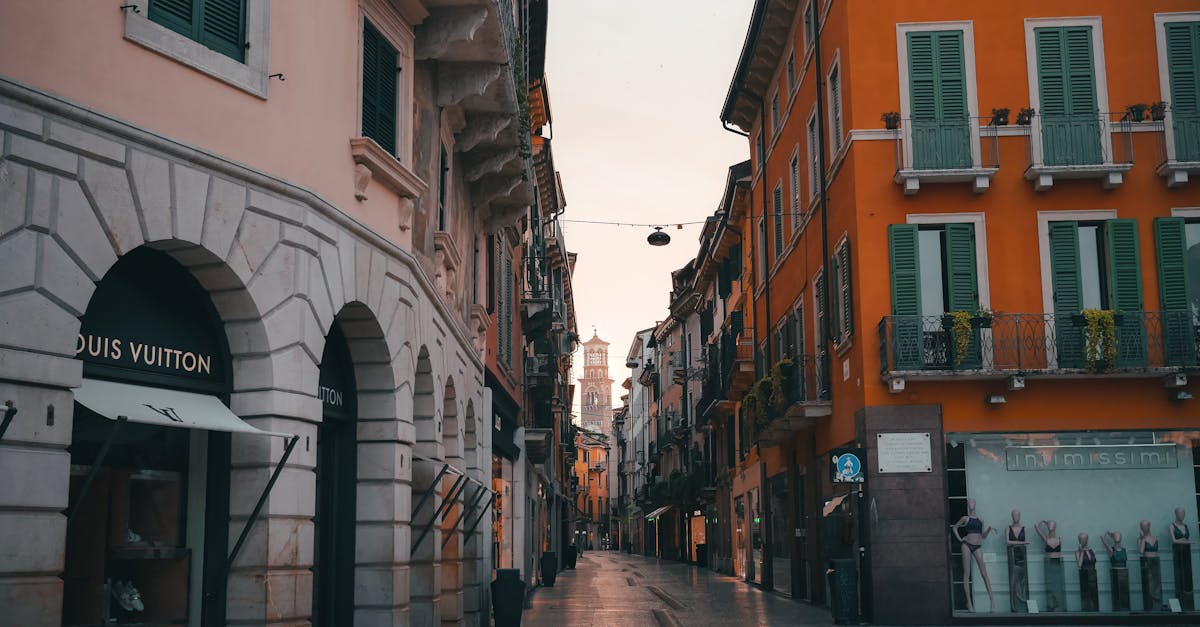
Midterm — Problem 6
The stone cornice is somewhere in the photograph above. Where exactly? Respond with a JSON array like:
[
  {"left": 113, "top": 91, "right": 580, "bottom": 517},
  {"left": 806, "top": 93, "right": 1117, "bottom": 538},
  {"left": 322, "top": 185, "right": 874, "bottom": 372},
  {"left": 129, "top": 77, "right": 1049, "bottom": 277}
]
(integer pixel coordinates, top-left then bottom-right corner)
[
  {"left": 0, "top": 76, "right": 484, "bottom": 372},
  {"left": 349, "top": 136, "right": 429, "bottom": 200}
]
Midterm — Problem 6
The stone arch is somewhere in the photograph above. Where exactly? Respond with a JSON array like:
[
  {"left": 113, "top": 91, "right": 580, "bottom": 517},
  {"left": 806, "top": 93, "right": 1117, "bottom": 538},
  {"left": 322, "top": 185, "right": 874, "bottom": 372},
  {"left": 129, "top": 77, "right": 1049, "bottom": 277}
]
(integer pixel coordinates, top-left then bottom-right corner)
[
  {"left": 438, "top": 377, "right": 464, "bottom": 626},
  {"left": 410, "top": 346, "right": 442, "bottom": 626}
]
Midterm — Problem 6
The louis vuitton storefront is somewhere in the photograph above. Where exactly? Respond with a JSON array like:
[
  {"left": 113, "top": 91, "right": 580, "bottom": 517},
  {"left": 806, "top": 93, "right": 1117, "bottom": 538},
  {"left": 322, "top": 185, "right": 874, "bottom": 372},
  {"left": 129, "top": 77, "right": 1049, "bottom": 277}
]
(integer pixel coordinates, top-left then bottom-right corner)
[{"left": 62, "top": 248, "right": 296, "bottom": 627}]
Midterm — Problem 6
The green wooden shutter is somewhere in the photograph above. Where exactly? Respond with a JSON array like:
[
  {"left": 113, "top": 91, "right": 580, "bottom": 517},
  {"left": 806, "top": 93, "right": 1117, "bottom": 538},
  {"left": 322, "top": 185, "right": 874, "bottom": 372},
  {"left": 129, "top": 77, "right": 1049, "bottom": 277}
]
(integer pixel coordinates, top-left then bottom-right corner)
[
  {"left": 837, "top": 240, "right": 853, "bottom": 338},
  {"left": 907, "top": 30, "right": 970, "bottom": 169},
  {"left": 1049, "top": 221, "right": 1085, "bottom": 368},
  {"left": 1036, "top": 26, "right": 1101, "bottom": 165},
  {"left": 944, "top": 223, "right": 980, "bottom": 368},
  {"left": 1155, "top": 217, "right": 1197, "bottom": 366},
  {"left": 1106, "top": 219, "right": 1147, "bottom": 367},
  {"left": 200, "top": 0, "right": 245, "bottom": 62},
  {"left": 888, "top": 224, "right": 922, "bottom": 370},
  {"left": 149, "top": 0, "right": 197, "bottom": 39},
  {"left": 830, "top": 66, "right": 842, "bottom": 152},
  {"left": 362, "top": 21, "right": 398, "bottom": 155},
  {"left": 504, "top": 248, "right": 513, "bottom": 366},
  {"left": 829, "top": 260, "right": 841, "bottom": 340},
  {"left": 1166, "top": 22, "right": 1200, "bottom": 161}
]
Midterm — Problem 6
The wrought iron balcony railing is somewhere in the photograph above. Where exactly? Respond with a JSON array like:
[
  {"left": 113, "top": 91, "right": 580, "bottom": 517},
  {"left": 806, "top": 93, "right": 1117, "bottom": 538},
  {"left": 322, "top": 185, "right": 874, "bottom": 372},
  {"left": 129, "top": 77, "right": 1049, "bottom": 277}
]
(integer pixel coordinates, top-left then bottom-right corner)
[{"left": 878, "top": 312, "right": 1199, "bottom": 378}]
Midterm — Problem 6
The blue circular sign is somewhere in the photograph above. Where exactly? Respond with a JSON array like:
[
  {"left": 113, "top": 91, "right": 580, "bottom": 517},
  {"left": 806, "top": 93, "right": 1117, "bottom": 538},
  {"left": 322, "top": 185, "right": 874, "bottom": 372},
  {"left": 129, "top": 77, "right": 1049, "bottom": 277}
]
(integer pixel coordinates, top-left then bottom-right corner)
[{"left": 832, "top": 451, "right": 863, "bottom": 483}]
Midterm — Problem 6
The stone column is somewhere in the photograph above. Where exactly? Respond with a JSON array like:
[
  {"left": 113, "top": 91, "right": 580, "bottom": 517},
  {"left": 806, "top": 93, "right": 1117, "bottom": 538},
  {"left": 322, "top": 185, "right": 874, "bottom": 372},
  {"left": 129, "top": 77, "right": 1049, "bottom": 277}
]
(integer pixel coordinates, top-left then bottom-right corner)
[{"left": 410, "top": 416, "right": 444, "bottom": 626}]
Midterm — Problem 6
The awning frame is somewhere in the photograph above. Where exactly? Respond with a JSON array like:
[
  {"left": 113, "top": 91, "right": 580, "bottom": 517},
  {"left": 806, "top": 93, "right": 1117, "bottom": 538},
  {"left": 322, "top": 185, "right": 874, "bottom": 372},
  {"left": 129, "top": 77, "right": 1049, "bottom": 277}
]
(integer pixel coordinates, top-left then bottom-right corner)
[
  {"left": 0, "top": 400, "right": 16, "bottom": 441},
  {"left": 645, "top": 504, "right": 674, "bottom": 521},
  {"left": 65, "top": 415, "right": 128, "bottom": 525},
  {"left": 226, "top": 433, "right": 300, "bottom": 576},
  {"left": 411, "top": 455, "right": 497, "bottom": 554}
]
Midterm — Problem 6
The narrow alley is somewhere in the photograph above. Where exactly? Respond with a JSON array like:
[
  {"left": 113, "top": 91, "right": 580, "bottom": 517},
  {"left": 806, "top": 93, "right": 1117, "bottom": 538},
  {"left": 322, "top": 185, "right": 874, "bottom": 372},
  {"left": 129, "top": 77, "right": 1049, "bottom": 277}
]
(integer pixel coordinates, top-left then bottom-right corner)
[{"left": 523, "top": 551, "right": 833, "bottom": 627}]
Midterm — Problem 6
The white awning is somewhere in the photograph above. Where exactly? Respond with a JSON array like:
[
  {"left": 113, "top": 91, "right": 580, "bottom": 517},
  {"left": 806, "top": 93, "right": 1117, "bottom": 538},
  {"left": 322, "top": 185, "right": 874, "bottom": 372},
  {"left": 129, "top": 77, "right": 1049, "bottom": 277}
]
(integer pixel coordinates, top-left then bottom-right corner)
[
  {"left": 645, "top": 505, "right": 673, "bottom": 521},
  {"left": 75, "top": 378, "right": 292, "bottom": 438}
]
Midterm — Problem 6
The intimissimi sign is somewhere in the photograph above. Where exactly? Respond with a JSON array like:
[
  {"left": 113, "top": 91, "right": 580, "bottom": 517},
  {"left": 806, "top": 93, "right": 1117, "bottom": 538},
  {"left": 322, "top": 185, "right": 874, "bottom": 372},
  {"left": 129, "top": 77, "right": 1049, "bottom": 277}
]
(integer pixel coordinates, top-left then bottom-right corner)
[{"left": 77, "top": 334, "right": 213, "bottom": 375}]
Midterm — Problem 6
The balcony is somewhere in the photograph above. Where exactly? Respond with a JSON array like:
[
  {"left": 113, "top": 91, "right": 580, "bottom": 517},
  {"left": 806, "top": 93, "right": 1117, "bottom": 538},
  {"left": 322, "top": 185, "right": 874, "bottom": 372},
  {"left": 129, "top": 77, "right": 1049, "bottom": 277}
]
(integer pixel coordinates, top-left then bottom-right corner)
[
  {"left": 1024, "top": 113, "right": 1133, "bottom": 191},
  {"left": 728, "top": 336, "right": 756, "bottom": 395},
  {"left": 877, "top": 312, "right": 1198, "bottom": 383},
  {"left": 893, "top": 116, "right": 1000, "bottom": 195},
  {"left": 1155, "top": 110, "right": 1200, "bottom": 187},
  {"left": 756, "top": 356, "right": 833, "bottom": 446},
  {"left": 589, "top": 461, "right": 606, "bottom": 473}
]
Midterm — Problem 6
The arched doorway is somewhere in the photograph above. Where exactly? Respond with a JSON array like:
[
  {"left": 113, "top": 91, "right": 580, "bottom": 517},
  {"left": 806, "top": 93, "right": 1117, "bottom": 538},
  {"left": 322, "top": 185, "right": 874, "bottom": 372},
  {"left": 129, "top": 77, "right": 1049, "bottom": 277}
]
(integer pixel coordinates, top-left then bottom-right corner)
[
  {"left": 62, "top": 247, "right": 292, "bottom": 627},
  {"left": 313, "top": 322, "right": 357, "bottom": 625}
]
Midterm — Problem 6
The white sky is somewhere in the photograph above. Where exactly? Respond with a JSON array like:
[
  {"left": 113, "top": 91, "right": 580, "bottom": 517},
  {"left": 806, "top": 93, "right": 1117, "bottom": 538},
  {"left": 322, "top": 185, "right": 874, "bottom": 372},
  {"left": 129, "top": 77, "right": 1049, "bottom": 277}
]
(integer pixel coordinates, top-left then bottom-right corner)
[{"left": 545, "top": 1, "right": 755, "bottom": 418}]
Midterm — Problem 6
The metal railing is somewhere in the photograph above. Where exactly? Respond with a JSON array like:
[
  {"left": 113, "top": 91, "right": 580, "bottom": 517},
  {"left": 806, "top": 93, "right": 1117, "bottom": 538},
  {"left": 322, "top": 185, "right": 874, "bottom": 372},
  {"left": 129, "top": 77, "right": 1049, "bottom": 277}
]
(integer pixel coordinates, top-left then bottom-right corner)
[
  {"left": 893, "top": 116, "right": 1000, "bottom": 172},
  {"left": 1026, "top": 112, "right": 1133, "bottom": 169},
  {"left": 778, "top": 355, "right": 832, "bottom": 404},
  {"left": 878, "top": 312, "right": 1199, "bottom": 375}
]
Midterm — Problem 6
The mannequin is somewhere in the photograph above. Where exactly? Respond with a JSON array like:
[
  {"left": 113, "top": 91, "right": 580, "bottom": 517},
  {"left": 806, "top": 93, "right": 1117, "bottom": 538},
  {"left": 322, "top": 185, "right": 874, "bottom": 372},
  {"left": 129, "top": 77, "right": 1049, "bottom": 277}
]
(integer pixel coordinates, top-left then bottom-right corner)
[
  {"left": 1171, "top": 507, "right": 1193, "bottom": 611},
  {"left": 1139, "top": 519, "right": 1162, "bottom": 611},
  {"left": 1077, "top": 532, "right": 1098, "bottom": 611},
  {"left": 952, "top": 498, "right": 995, "bottom": 612},
  {"left": 1035, "top": 519, "right": 1065, "bottom": 612},
  {"left": 1005, "top": 509, "right": 1028, "bottom": 612},
  {"left": 1101, "top": 531, "right": 1129, "bottom": 611}
]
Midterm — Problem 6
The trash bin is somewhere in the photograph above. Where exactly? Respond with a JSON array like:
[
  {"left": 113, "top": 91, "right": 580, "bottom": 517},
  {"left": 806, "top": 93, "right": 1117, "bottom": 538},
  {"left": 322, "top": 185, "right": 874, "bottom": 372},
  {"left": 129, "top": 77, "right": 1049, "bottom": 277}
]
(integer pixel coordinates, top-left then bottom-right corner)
[
  {"left": 491, "top": 568, "right": 525, "bottom": 627},
  {"left": 828, "top": 558, "right": 858, "bottom": 625},
  {"left": 540, "top": 551, "right": 558, "bottom": 587},
  {"left": 565, "top": 544, "right": 578, "bottom": 569},
  {"left": 695, "top": 543, "right": 707, "bottom": 568}
]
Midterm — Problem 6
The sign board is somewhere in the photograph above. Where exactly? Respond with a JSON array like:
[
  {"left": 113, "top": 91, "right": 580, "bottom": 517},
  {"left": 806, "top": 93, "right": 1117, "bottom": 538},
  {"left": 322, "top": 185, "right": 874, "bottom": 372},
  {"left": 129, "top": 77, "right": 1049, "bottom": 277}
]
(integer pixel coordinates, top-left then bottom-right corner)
[
  {"left": 1005, "top": 444, "right": 1178, "bottom": 471},
  {"left": 877, "top": 432, "right": 932, "bottom": 473},
  {"left": 830, "top": 447, "right": 865, "bottom": 483}
]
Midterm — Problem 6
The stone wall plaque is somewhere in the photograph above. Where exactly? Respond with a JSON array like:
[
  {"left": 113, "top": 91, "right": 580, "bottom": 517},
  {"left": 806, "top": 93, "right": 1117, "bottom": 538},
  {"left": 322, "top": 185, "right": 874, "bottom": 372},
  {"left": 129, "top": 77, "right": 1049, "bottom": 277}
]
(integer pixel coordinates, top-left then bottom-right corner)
[{"left": 877, "top": 432, "right": 932, "bottom": 473}]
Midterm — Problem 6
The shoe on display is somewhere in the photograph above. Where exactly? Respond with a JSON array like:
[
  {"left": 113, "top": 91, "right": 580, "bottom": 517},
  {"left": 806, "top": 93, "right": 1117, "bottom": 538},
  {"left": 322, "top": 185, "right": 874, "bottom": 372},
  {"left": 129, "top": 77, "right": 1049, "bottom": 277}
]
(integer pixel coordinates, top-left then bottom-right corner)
[
  {"left": 111, "top": 580, "right": 145, "bottom": 612},
  {"left": 126, "top": 529, "right": 145, "bottom": 545}
]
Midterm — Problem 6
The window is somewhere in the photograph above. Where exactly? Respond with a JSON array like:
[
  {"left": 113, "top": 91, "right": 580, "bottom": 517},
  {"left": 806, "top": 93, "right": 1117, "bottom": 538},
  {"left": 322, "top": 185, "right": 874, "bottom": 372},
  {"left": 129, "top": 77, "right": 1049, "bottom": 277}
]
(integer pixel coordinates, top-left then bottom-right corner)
[
  {"left": 123, "top": 0, "right": 269, "bottom": 96},
  {"left": 904, "top": 29, "right": 971, "bottom": 169},
  {"left": 830, "top": 238, "right": 852, "bottom": 343},
  {"left": 786, "top": 51, "right": 797, "bottom": 94},
  {"left": 1154, "top": 216, "right": 1200, "bottom": 366},
  {"left": 770, "top": 92, "right": 781, "bottom": 135},
  {"left": 1161, "top": 19, "right": 1200, "bottom": 162},
  {"left": 789, "top": 151, "right": 802, "bottom": 229},
  {"left": 1032, "top": 24, "right": 1102, "bottom": 165},
  {"left": 437, "top": 145, "right": 449, "bottom": 231},
  {"left": 803, "top": 1, "right": 815, "bottom": 50},
  {"left": 757, "top": 216, "right": 767, "bottom": 286},
  {"left": 812, "top": 269, "right": 827, "bottom": 390},
  {"left": 827, "top": 59, "right": 843, "bottom": 157},
  {"left": 362, "top": 19, "right": 399, "bottom": 155},
  {"left": 772, "top": 183, "right": 785, "bottom": 259},
  {"left": 807, "top": 111, "right": 820, "bottom": 201},
  {"left": 755, "top": 132, "right": 765, "bottom": 171},
  {"left": 1046, "top": 219, "right": 1143, "bottom": 368},
  {"left": 889, "top": 222, "right": 981, "bottom": 369},
  {"left": 148, "top": 0, "right": 245, "bottom": 61}
]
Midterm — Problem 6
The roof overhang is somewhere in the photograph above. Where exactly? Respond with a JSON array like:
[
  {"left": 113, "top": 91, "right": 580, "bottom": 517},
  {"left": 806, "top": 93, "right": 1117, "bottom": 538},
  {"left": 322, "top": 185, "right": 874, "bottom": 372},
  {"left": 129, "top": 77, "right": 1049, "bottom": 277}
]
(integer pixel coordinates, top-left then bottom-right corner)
[{"left": 720, "top": 0, "right": 801, "bottom": 133}]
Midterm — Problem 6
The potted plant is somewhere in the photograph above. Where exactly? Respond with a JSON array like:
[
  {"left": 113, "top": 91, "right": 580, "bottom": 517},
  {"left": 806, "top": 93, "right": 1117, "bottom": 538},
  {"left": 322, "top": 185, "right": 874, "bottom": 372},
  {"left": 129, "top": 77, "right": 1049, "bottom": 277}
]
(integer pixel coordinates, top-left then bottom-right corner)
[
  {"left": 881, "top": 111, "right": 901, "bottom": 130},
  {"left": 1151, "top": 101, "right": 1168, "bottom": 121},
  {"left": 1126, "top": 103, "right": 1148, "bottom": 122},
  {"left": 1080, "top": 308, "right": 1118, "bottom": 372},
  {"left": 943, "top": 311, "right": 975, "bottom": 366},
  {"left": 991, "top": 108, "right": 1011, "bottom": 126},
  {"left": 972, "top": 308, "right": 994, "bottom": 328},
  {"left": 1017, "top": 107, "right": 1035, "bottom": 126}
]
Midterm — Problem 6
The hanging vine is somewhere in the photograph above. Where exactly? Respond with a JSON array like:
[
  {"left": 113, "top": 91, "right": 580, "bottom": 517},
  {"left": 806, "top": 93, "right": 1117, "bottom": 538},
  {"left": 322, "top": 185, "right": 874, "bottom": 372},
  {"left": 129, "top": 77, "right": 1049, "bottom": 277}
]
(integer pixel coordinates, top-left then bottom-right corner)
[
  {"left": 1082, "top": 308, "right": 1117, "bottom": 371},
  {"left": 949, "top": 311, "right": 973, "bottom": 365}
]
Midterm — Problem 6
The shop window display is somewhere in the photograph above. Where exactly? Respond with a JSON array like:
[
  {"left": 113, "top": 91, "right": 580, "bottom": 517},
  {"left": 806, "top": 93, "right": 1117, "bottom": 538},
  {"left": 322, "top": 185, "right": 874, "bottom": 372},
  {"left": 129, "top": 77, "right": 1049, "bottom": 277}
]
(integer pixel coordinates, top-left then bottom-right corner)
[{"left": 946, "top": 430, "right": 1199, "bottom": 615}]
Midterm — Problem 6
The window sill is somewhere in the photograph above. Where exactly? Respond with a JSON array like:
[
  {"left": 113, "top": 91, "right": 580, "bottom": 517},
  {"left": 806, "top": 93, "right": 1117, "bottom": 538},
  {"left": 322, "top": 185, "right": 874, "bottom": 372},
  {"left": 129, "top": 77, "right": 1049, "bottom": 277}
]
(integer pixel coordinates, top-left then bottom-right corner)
[
  {"left": 894, "top": 166, "right": 999, "bottom": 196},
  {"left": 1024, "top": 162, "right": 1132, "bottom": 192},
  {"left": 123, "top": 1, "right": 270, "bottom": 99},
  {"left": 834, "top": 336, "right": 853, "bottom": 358},
  {"left": 350, "top": 137, "right": 428, "bottom": 200},
  {"left": 1156, "top": 160, "right": 1200, "bottom": 188}
]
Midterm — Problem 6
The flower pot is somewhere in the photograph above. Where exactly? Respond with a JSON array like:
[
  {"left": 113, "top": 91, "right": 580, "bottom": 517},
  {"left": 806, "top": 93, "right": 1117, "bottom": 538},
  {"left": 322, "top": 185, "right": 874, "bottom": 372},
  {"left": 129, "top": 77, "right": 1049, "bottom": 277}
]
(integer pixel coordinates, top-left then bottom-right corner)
[
  {"left": 1127, "top": 106, "right": 1146, "bottom": 122},
  {"left": 991, "top": 110, "right": 1010, "bottom": 126},
  {"left": 491, "top": 569, "right": 526, "bottom": 627},
  {"left": 971, "top": 316, "right": 993, "bottom": 329},
  {"left": 1151, "top": 104, "right": 1167, "bottom": 121}
]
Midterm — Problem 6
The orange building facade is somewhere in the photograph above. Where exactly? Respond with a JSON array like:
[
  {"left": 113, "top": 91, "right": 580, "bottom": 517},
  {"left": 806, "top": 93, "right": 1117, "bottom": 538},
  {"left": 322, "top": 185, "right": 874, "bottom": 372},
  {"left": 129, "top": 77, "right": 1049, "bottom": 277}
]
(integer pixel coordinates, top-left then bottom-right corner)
[{"left": 715, "top": 0, "right": 1200, "bottom": 623}]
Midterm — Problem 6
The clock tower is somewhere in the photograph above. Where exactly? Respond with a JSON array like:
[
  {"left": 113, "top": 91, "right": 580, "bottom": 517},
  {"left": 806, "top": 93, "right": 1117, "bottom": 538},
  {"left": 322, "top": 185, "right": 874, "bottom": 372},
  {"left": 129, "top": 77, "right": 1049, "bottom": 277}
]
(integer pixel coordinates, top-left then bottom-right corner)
[{"left": 579, "top": 331, "right": 614, "bottom": 434}]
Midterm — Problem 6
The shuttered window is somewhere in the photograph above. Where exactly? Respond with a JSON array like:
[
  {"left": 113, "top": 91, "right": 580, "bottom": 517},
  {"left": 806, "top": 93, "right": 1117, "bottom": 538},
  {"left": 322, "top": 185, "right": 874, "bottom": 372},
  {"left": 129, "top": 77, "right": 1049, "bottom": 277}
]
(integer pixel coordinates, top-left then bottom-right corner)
[
  {"left": 807, "top": 114, "right": 819, "bottom": 200},
  {"left": 833, "top": 239, "right": 853, "bottom": 342},
  {"left": 1034, "top": 26, "right": 1102, "bottom": 165},
  {"left": 828, "top": 63, "right": 843, "bottom": 155},
  {"left": 786, "top": 52, "right": 796, "bottom": 94},
  {"left": 772, "top": 185, "right": 785, "bottom": 258},
  {"left": 1049, "top": 219, "right": 1145, "bottom": 367},
  {"left": 503, "top": 247, "right": 514, "bottom": 367},
  {"left": 1165, "top": 21, "right": 1200, "bottom": 162},
  {"left": 770, "top": 92, "right": 781, "bottom": 135},
  {"left": 889, "top": 223, "right": 980, "bottom": 369},
  {"left": 789, "top": 154, "right": 801, "bottom": 229},
  {"left": 149, "top": 0, "right": 246, "bottom": 62},
  {"left": 1154, "top": 217, "right": 1199, "bottom": 366},
  {"left": 362, "top": 20, "right": 399, "bottom": 155},
  {"left": 906, "top": 30, "right": 971, "bottom": 169}
]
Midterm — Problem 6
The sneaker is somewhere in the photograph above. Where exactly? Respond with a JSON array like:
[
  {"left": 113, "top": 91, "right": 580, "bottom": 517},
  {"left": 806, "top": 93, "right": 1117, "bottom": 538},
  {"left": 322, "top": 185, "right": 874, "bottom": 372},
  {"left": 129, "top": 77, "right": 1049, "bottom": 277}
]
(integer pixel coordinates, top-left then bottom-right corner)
[{"left": 112, "top": 580, "right": 145, "bottom": 612}]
